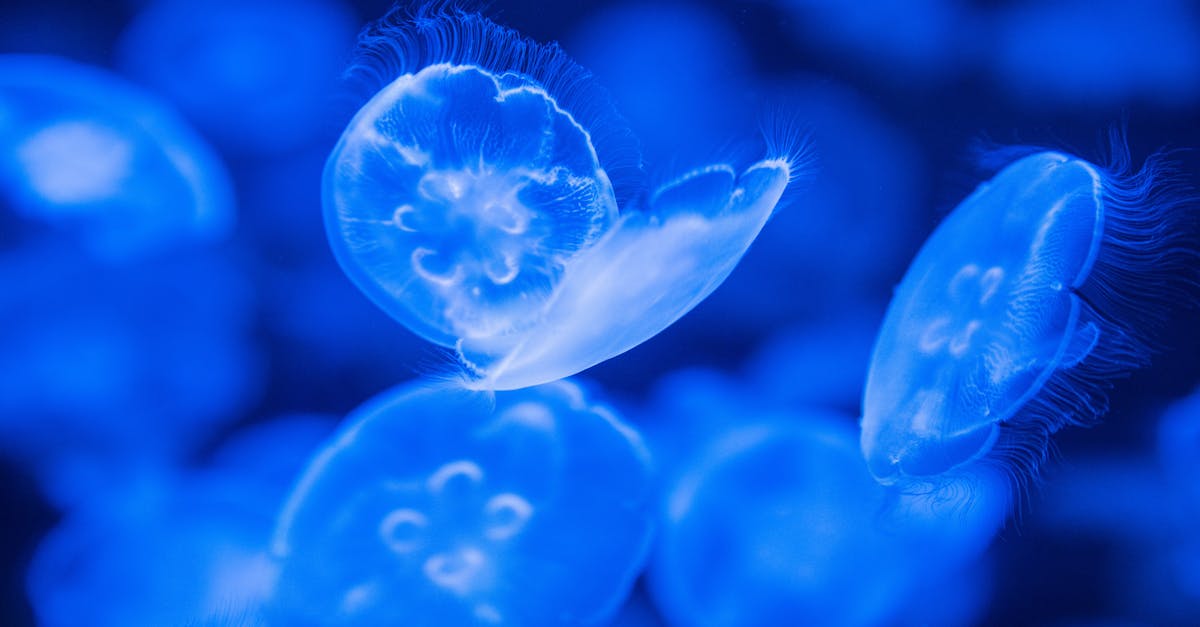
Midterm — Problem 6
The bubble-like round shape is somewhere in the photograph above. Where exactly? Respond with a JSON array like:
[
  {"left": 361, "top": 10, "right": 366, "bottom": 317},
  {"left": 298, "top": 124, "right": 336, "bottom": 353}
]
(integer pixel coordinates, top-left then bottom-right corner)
[
  {"left": 649, "top": 412, "right": 1006, "bottom": 627},
  {"left": 324, "top": 7, "right": 801, "bottom": 390},
  {"left": 26, "top": 472, "right": 285, "bottom": 627},
  {"left": 861, "top": 147, "right": 1194, "bottom": 486},
  {"left": 0, "top": 54, "right": 233, "bottom": 261},
  {"left": 328, "top": 63, "right": 619, "bottom": 346},
  {"left": 270, "top": 380, "right": 654, "bottom": 625}
]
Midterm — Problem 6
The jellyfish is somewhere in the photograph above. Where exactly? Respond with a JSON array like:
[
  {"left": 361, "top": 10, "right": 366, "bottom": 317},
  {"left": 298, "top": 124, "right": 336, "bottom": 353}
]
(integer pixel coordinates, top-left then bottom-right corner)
[
  {"left": 0, "top": 54, "right": 232, "bottom": 262},
  {"left": 646, "top": 407, "right": 1005, "bottom": 627},
  {"left": 860, "top": 142, "right": 1196, "bottom": 489},
  {"left": 323, "top": 6, "right": 805, "bottom": 391},
  {"left": 269, "top": 379, "right": 654, "bottom": 625}
]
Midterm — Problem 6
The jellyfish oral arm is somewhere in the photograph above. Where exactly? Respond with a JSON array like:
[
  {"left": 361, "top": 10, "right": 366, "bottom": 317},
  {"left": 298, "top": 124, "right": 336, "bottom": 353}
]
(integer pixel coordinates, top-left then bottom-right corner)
[{"left": 459, "top": 159, "right": 791, "bottom": 390}]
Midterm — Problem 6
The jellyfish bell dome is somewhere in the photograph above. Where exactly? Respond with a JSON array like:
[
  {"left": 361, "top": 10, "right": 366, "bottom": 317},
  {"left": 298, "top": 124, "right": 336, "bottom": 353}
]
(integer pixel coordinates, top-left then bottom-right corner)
[
  {"left": 0, "top": 54, "right": 233, "bottom": 261},
  {"left": 323, "top": 6, "right": 804, "bottom": 391},
  {"left": 862, "top": 147, "right": 1195, "bottom": 486},
  {"left": 270, "top": 379, "right": 655, "bottom": 625}
]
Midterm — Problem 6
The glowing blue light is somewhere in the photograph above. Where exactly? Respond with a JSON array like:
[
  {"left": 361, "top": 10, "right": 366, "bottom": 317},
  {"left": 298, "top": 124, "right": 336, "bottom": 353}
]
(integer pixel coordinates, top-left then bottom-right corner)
[
  {"left": 646, "top": 407, "right": 1004, "bottom": 627},
  {"left": 861, "top": 146, "right": 1196, "bottom": 486},
  {"left": 25, "top": 415, "right": 331, "bottom": 627},
  {"left": 0, "top": 54, "right": 232, "bottom": 261},
  {"left": 323, "top": 7, "right": 804, "bottom": 390},
  {"left": 270, "top": 379, "right": 654, "bottom": 625}
]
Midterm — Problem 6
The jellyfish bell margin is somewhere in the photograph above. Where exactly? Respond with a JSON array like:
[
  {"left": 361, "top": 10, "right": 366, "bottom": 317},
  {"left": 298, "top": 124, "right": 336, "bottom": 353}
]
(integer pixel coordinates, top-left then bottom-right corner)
[
  {"left": 860, "top": 143, "right": 1198, "bottom": 496},
  {"left": 322, "top": 4, "right": 808, "bottom": 391}
]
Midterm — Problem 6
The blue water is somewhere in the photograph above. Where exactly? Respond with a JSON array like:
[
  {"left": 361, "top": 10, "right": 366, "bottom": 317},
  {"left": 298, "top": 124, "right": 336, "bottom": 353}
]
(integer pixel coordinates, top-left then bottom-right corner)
[{"left": 2, "top": 1, "right": 1198, "bottom": 625}]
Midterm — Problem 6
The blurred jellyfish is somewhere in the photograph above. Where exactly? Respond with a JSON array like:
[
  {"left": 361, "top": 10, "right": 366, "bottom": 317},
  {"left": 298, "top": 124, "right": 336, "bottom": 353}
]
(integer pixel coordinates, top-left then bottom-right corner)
[
  {"left": 646, "top": 406, "right": 1005, "bottom": 627},
  {"left": 568, "top": 1, "right": 754, "bottom": 164},
  {"left": 860, "top": 143, "right": 1197, "bottom": 489},
  {"left": 0, "top": 54, "right": 232, "bottom": 261},
  {"left": 117, "top": 0, "right": 357, "bottom": 153},
  {"left": 25, "top": 415, "right": 332, "bottom": 627},
  {"left": 270, "top": 379, "right": 654, "bottom": 625},
  {"left": 323, "top": 6, "right": 806, "bottom": 391},
  {"left": 989, "top": 0, "right": 1200, "bottom": 108},
  {"left": 0, "top": 246, "right": 262, "bottom": 508}
]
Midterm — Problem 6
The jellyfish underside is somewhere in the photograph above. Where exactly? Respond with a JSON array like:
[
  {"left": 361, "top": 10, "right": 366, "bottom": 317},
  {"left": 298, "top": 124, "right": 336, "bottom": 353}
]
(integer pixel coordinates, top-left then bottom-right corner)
[
  {"left": 271, "top": 381, "right": 654, "bottom": 625},
  {"left": 862, "top": 152, "right": 1107, "bottom": 483},
  {"left": 326, "top": 62, "right": 793, "bottom": 390}
]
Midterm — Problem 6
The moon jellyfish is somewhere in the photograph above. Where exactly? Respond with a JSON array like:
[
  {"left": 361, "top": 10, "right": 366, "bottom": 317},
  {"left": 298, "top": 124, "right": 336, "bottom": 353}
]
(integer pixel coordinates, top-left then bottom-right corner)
[
  {"left": 0, "top": 54, "right": 232, "bottom": 261},
  {"left": 861, "top": 144, "right": 1196, "bottom": 488},
  {"left": 324, "top": 6, "right": 804, "bottom": 390},
  {"left": 647, "top": 409, "right": 1006, "bottom": 627},
  {"left": 270, "top": 379, "right": 654, "bottom": 625}
]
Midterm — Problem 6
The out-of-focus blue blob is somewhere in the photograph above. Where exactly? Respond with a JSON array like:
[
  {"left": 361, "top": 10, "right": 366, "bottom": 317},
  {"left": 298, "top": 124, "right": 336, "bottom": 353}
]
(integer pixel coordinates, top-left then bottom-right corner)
[
  {"left": 568, "top": 1, "right": 753, "bottom": 164},
  {"left": 270, "top": 379, "right": 655, "bottom": 625},
  {"left": 647, "top": 410, "right": 1005, "bottom": 627},
  {"left": 745, "top": 307, "right": 884, "bottom": 415},
  {"left": 861, "top": 146, "right": 1196, "bottom": 488},
  {"left": 1023, "top": 456, "right": 1200, "bottom": 622},
  {"left": 1157, "top": 387, "right": 1200, "bottom": 512},
  {"left": 685, "top": 78, "right": 926, "bottom": 341},
  {"left": 0, "top": 246, "right": 263, "bottom": 508},
  {"left": 771, "top": 0, "right": 978, "bottom": 82},
  {"left": 324, "top": 6, "right": 803, "bottom": 390},
  {"left": 990, "top": 0, "right": 1200, "bottom": 108},
  {"left": 24, "top": 413, "right": 332, "bottom": 627},
  {"left": 116, "top": 0, "right": 357, "bottom": 154},
  {"left": 0, "top": 54, "right": 233, "bottom": 261}
]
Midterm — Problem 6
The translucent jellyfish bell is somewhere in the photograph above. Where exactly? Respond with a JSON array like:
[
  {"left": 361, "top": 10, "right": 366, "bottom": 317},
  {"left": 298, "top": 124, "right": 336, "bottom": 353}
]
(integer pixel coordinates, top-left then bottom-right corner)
[
  {"left": 270, "top": 379, "right": 654, "bottom": 625},
  {"left": 0, "top": 54, "right": 233, "bottom": 261},
  {"left": 648, "top": 411, "right": 1005, "bottom": 627},
  {"left": 324, "top": 7, "right": 803, "bottom": 390},
  {"left": 861, "top": 145, "right": 1196, "bottom": 487}
]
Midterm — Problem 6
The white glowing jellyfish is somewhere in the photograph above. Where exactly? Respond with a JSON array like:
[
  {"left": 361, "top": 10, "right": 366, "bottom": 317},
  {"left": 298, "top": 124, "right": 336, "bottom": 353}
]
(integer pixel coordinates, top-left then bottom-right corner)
[{"left": 324, "top": 7, "right": 804, "bottom": 390}]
